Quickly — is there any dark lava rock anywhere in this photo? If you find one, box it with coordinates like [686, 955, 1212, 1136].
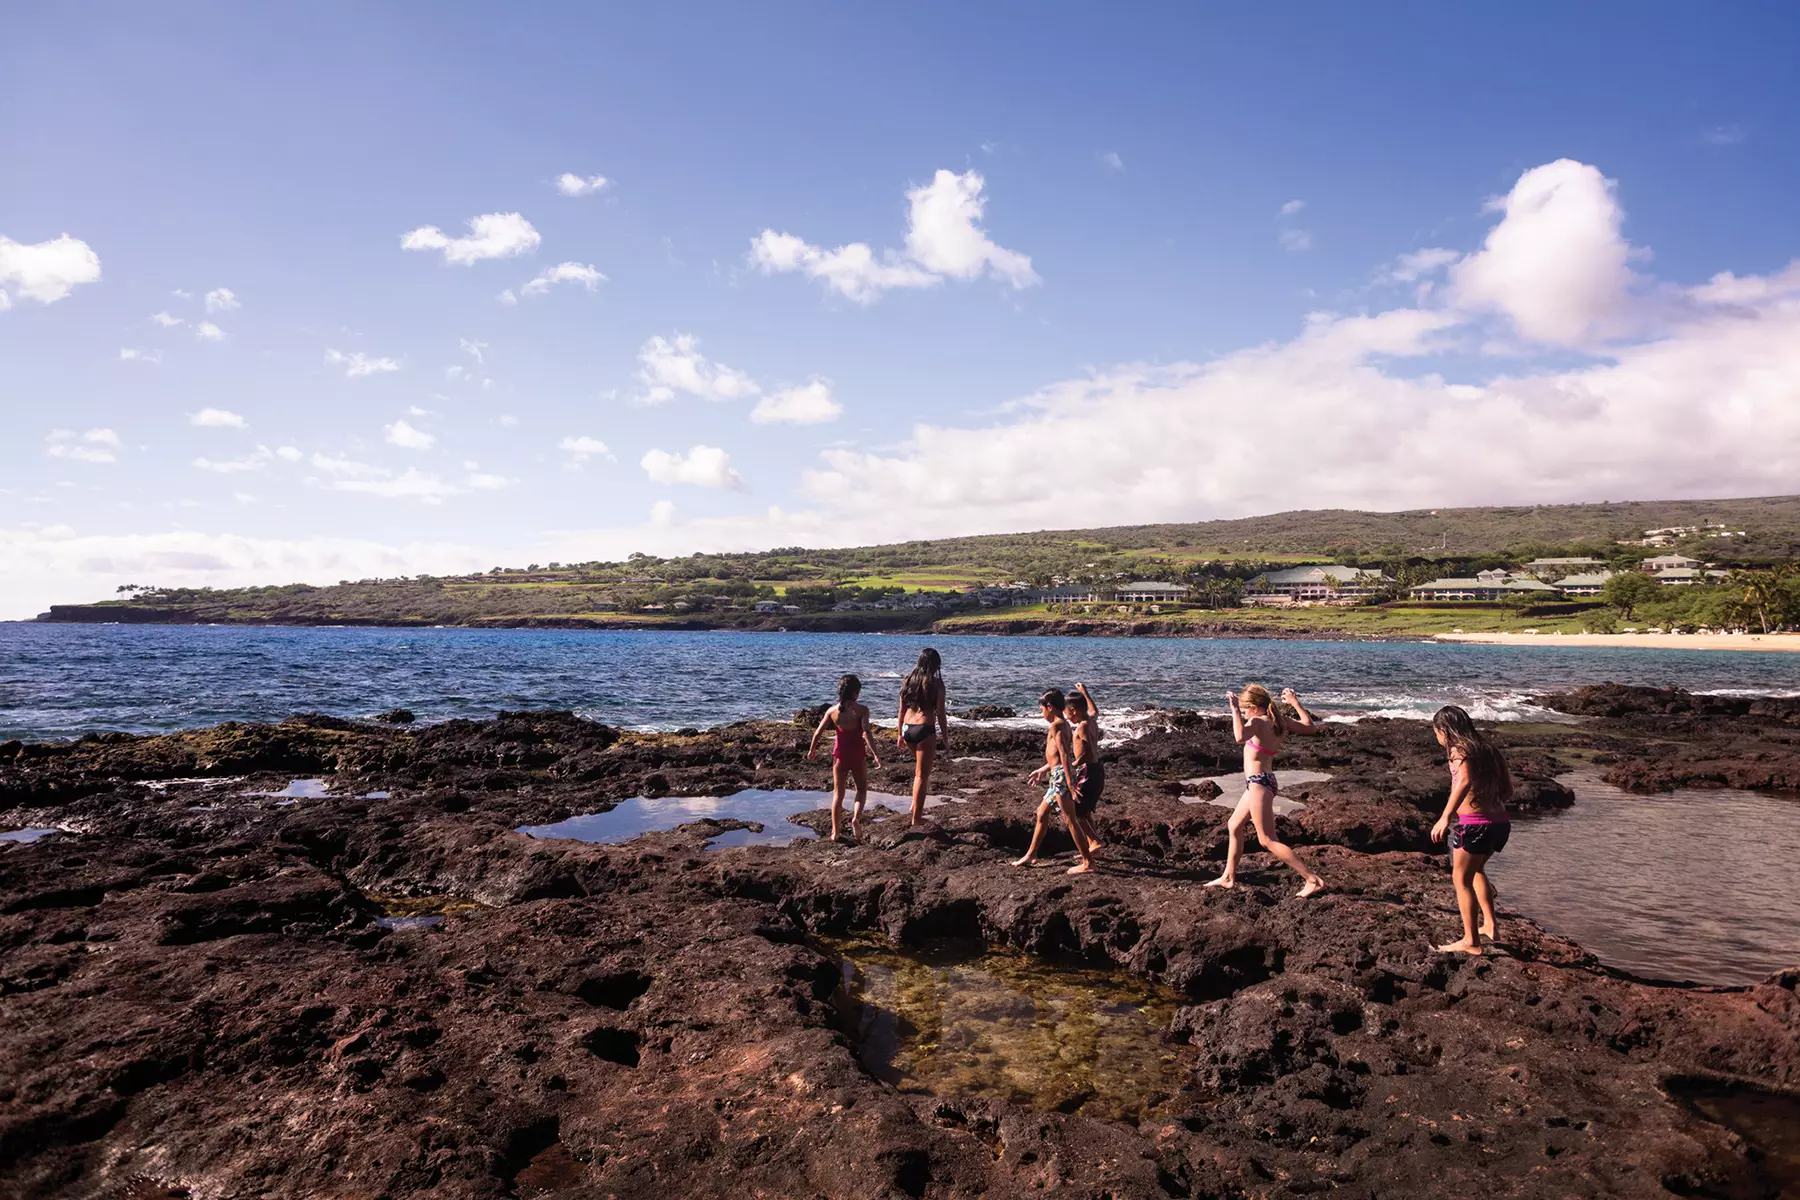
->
[793, 704, 829, 728]
[374, 708, 416, 724]
[2, 700, 1797, 1198]
[951, 705, 1016, 720]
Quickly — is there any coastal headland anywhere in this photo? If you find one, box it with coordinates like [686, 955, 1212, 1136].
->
[3, 685, 1797, 1198]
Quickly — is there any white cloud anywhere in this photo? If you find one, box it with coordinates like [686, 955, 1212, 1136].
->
[119, 347, 163, 365]
[460, 337, 486, 363]
[497, 289, 518, 305]
[1280, 199, 1306, 216]
[275, 445, 303, 461]
[233, 492, 257, 505]
[328, 468, 461, 503]
[1449, 158, 1634, 346]
[748, 168, 1035, 303]
[150, 311, 186, 328]
[649, 499, 676, 526]
[189, 408, 247, 429]
[170, 288, 192, 300]
[751, 380, 842, 425]
[400, 212, 541, 265]
[193, 446, 274, 473]
[46, 428, 119, 464]
[555, 173, 609, 196]
[0, 528, 490, 620]
[326, 348, 401, 377]
[636, 333, 760, 404]
[0, 234, 102, 304]
[518, 261, 605, 296]
[1380, 247, 1459, 284]
[204, 287, 239, 313]
[494, 414, 520, 427]
[641, 444, 746, 490]
[558, 435, 613, 463]
[1278, 228, 1312, 252]
[194, 321, 225, 342]
[1100, 151, 1125, 173]
[385, 418, 436, 450]
[467, 472, 509, 490]
[1703, 124, 1747, 147]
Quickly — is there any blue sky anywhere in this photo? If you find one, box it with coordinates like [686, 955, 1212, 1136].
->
[4, 2, 1799, 616]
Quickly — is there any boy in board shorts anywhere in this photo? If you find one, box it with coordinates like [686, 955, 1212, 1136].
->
[1065, 683, 1104, 854]
[1014, 688, 1097, 875]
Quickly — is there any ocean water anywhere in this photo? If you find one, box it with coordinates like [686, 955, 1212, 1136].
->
[2, 622, 1797, 742]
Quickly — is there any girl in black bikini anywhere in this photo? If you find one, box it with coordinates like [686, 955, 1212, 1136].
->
[1428, 705, 1513, 955]
[1205, 684, 1326, 897]
[896, 647, 948, 826]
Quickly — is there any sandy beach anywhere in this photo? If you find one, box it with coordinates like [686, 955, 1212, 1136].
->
[1434, 631, 1800, 652]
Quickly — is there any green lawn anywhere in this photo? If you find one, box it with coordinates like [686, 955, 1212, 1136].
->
[936, 603, 1591, 636]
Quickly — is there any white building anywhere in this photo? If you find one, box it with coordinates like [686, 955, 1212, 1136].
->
[1249, 564, 1391, 602]
[1114, 581, 1190, 603]
[1641, 554, 1703, 572]
[1551, 571, 1615, 596]
[1410, 573, 1558, 601]
[1523, 556, 1607, 578]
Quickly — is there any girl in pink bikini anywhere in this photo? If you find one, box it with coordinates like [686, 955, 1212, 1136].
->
[1205, 684, 1327, 897]
[1428, 705, 1512, 955]
[806, 674, 883, 841]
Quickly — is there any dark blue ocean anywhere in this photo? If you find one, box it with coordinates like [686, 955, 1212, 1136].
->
[3, 623, 1796, 742]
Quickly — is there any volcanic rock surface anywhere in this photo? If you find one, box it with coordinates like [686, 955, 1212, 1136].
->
[2, 687, 1796, 1199]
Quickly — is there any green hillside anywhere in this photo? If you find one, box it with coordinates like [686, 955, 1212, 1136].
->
[36, 493, 1800, 629]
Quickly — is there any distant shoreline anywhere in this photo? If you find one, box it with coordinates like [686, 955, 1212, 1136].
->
[1434, 631, 1800, 653]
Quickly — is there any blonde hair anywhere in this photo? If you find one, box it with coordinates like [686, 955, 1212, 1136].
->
[1238, 683, 1272, 711]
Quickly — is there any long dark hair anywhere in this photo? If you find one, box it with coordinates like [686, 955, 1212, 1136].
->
[900, 647, 942, 711]
[1432, 705, 1513, 804]
[837, 674, 861, 705]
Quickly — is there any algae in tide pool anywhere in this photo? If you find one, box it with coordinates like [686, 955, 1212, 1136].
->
[828, 935, 1189, 1123]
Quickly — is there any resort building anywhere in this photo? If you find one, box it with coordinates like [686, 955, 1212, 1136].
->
[1641, 554, 1703, 572]
[1039, 586, 1102, 604]
[1523, 556, 1607, 578]
[1652, 568, 1730, 586]
[1114, 581, 1190, 603]
[1551, 571, 1615, 596]
[1409, 571, 1558, 601]
[1247, 565, 1392, 603]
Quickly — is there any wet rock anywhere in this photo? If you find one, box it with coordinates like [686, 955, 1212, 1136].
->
[373, 708, 416, 724]
[952, 705, 1016, 721]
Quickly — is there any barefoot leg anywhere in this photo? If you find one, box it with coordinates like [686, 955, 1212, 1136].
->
[1206, 793, 1252, 887]
[830, 759, 848, 841]
[1246, 786, 1324, 894]
[1014, 799, 1054, 866]
[1057, 794, 1095, 872]
[849, 759, 869, 841]
[909, 739, 936, 826]
[1471, 857, 1498, 939]
[1445, 847, 1484, 949]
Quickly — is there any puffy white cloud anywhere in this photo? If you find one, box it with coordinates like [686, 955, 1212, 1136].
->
[189, 408, 247, 429]
[119, 347, 163, 365]
[46, 428, 119, 464]
[558, 435, 613, 463]
[150, 311, 186, 328]
[193, 446, 274, 473]
[497, 289, 518, 306]
[641, 445, 746, 490]
[460, 337, 486, 363]
[748, 168, 1034, 303]
[400, 212, 541, 265]
[0, 527, 490, 620]
[0, 234, 101, 304]
[751, 380, 842, 425]
[1380, 247, 1459, 284]
[329, 469, 461, 502]
[325, 348, 401, 377]
[385, 418, 435, 450]
[518, 261, 605, 296]
[636, 334, 759, 404]
[1450, 158, 1634, 346]
[194, 320, 225, 342]
[555, 173, 609, 196]
[204, 287, 239, 312]
[1280, 199, 1306, 216]
[275, 445, 303, 461]
[1100, 151, 1125, 173]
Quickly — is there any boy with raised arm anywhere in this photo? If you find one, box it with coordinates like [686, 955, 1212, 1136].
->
[1014, 687, 1097, 875]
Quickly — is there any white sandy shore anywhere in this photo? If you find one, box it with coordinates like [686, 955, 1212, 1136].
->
[1433, 631, 1800, 653]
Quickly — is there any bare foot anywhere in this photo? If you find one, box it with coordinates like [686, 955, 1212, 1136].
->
[1297, 878, 1326, 898]
[1065, 861, 1093, 875]
[1479, 921, 1497, 940]
[1012, 854, 1038, 867]
[1203, 876, 1235, 890]
[1435, 939, 1483, 956]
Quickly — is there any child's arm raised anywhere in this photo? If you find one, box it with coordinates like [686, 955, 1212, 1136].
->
[1227, 692, 1247, 745]
[1077, 682, 1099, 721]
[806, 706, 835, 761]
[1280, 688, 1322, 735]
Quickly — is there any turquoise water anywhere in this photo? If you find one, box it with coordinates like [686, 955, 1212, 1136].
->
[2, 622, 1795, 741]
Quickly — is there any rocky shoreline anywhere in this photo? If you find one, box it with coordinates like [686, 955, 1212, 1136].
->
[3, 686, 1798, 1198]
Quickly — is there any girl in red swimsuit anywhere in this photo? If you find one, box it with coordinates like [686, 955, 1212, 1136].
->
[806, 674, 883, 841]
[1428, 705, 1513, 955]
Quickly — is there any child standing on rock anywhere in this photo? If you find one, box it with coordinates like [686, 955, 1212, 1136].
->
[807, 674, 882, 842]
[1428, 705, 1513, 955]
[1015, 687, 1097, 874]
[1205, 684, 1327, 897]
[1065, 683, 1105, 855]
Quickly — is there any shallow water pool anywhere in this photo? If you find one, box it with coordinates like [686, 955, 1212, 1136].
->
[0, 828, 59, 844]
[517, 788, 950, 849]
[827, 935, 1189, 1123]
[1494, 770, 1800, 985]
[1181, 770, 1334, 815]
